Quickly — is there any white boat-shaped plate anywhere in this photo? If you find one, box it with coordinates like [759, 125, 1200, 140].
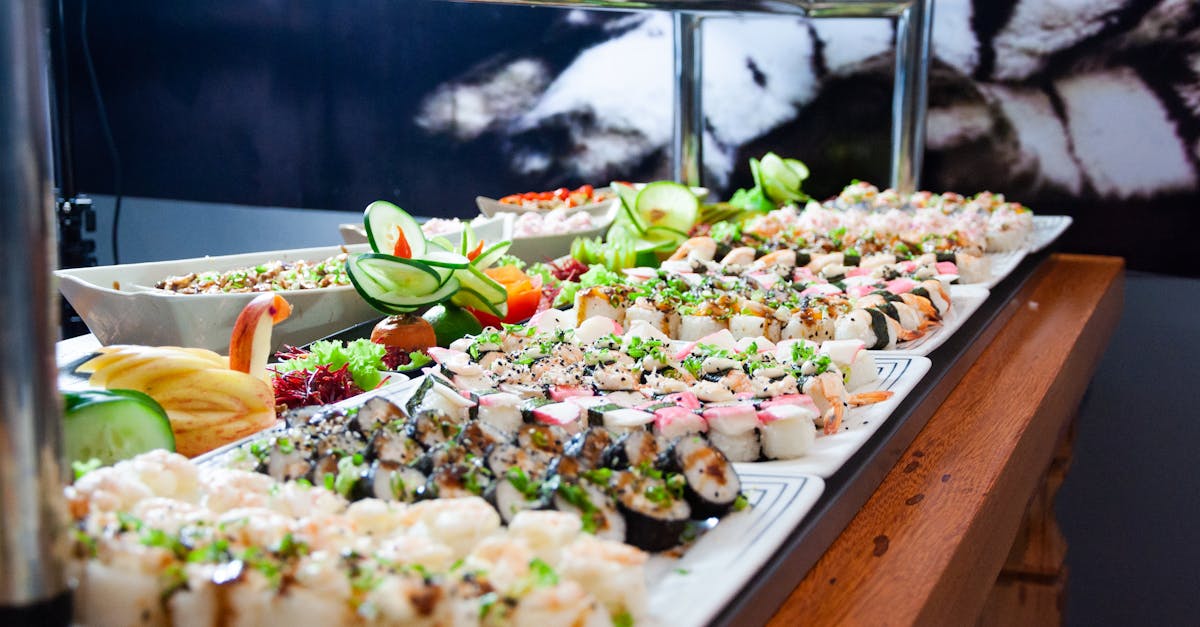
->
[891, 284, 989, 356]
[737, 353, 930, 478]
[645, 473, 824, 625]
[1030, 215, 1073, 253]
[476, 193, 618, 219]
[984, 249, 1027, 288]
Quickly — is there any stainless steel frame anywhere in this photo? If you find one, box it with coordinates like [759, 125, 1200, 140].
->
[449, 0, 933, 193]
[0, 0, 69, 610]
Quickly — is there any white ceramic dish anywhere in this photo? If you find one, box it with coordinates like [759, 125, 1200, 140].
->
[743, 353, 930, 478]
[476, 189, 618, 219]
[340, 214, 508, 248]
[56, 244, 380, 353]
[504, 202, 617, 263]
[195, 374, 827, 627]
[984, 249, 1027, 288]
[891, 284, 989, 356]
[1030, 215, 1073, 253]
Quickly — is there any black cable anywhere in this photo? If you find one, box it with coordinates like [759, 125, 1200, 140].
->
[80, 0, 122, 264]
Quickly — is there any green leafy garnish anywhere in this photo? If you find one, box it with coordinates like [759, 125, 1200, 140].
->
[273, 339, 388, 390]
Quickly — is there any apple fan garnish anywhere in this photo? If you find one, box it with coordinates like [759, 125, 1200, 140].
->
[76, 293, 292, 457]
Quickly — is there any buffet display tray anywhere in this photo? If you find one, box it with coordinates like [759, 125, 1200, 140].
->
[710, 245, 1056, 625]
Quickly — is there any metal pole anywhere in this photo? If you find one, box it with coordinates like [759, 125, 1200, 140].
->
[0, 0, 71, 622]
[672, 11, 704, 187]
[889, 0, 932, 194]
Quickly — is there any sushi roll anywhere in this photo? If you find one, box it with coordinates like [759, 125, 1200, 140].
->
[365, 425, 423, 465]
[361, 459, 426, 503]
[702, 404, 761, 462]
[564, 428, 616, 470]
[264, 435, 313, 481]
[728, 313, 767, 340]
[348, 396, 404, 436]
[663, 435, 741, 517]
[469, 389, 524, 435]
[834, 308, 899, 350]
[677, 315, 727, 342]
[487, 466, 553, 523]
[623, 302, 670, 336]
[456, 421, 510, 459]
[612, 471, 692, 552]
[517, 424, 568, 461]
[553, 479, 627, 543]
[651, 406, 706, 440]
[758, 402, 819, 460]
[406, 409, 459, 450]
[575, 287, 628, 327]
[486, 441, 550, 479]
[602, 430, 668, 470]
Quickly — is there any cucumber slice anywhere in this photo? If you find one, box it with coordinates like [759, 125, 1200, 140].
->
[422, 251, 471, 269]
[458, 264, 508, 305]
[452, 285, 508, 318]
[613, 183, 647, 234]
[471, 240, 512, 270]
[634, 182, 699, 234]
[374, 276, 461, 310]
[427, 236, 455, 252]
[63, 390, 175, 465]
[365, 201, 426, 258]
[784, 158, 810, 182]
[637, 225, 688, 252]
[348, 253, 442, 294]
[760, 152, 800, 190]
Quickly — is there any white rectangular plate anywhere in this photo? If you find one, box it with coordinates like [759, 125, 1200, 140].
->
[1030, 215, 1073, 253]
[646, 473, 824, 625]
[892, 285, 989, 356]
[985, 249, 1027, 288]
[735, 354, 930, 478]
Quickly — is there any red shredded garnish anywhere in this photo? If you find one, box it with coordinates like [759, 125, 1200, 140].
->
[382, 346, 412, 370]
[547, 257, 589, 282]
[538, 285, 561, 313]
[272, 364, 363, 410]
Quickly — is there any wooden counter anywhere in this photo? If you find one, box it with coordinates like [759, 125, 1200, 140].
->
[768, 254, 1124, 626]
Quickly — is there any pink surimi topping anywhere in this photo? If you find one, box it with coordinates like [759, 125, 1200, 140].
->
[549, 386, 594, 402]
[846, 284, 874, 299]
[935, 261, 958, 275]
[793, 267, 816, 283]
[748, 272, 780, 290]
[565, 395, 610, 409]
[425, 347, 464, 364]
[654, 406, 706, 427]
[846, 266, 871, 277]
[759, 394, 818, 412]
[885, 278, 917, 294]
[533, 403, 580, 426]
[899, 261, 918, 273]
[701, 404, 759, 434]
[662, 391, 701, 410]
[622, 267, 658, 282]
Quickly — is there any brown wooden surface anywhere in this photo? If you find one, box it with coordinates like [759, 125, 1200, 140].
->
[767, 254, 1124, 627]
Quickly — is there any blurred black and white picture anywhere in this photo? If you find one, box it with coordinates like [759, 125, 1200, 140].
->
[65, 0, 1200, 271]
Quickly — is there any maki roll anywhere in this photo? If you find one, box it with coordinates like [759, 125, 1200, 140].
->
[702, 404, 761, 463]
[564, 428, 615, 470]
[361, 459, 426, 503]
[664, 435, 741, 518]
[407, 409, 460, 450]
[348, 396, 404, 436]
[758, 402, 818, 460]
[468, 389, 523, 435]
[553, 478, 627, 543]
[365, 424, 424, 466]
[612, 471, 692, 552]
[602, 430, 668, 470]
